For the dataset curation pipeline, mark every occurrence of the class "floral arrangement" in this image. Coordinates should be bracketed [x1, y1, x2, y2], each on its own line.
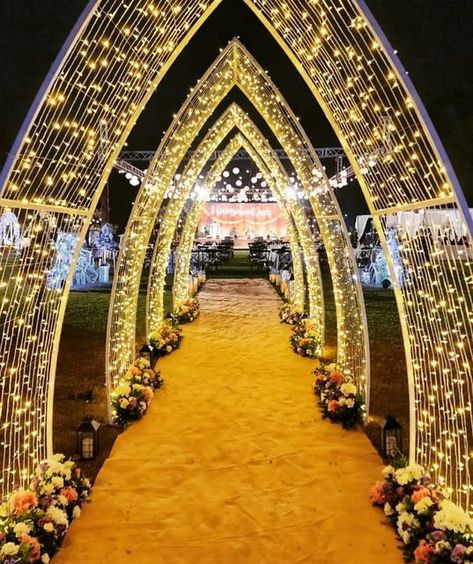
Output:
[149, 319, 183, 355]
[175, 297, 200, 324]
[0, 454, 91, 563]
[111, 357, 163, 427]
[370, 462, 473, 563]
[312, 363, 364, 429]
[279, 302, 304, 325]
[290, 318, 321, 357]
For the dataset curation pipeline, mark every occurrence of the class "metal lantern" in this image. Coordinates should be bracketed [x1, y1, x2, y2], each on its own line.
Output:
[76, 416, 99, 460]
[382, 415, 403, 459]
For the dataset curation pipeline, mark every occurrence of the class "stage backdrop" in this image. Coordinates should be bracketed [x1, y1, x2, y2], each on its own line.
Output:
[198, 203, 288, 239]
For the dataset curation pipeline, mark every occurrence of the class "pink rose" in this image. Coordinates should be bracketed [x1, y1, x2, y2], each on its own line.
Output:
[60, 486, 78, 503]
[369, 481, 387, 505]
[20, 534, 41, 563]
[327, 400, 340, 412]
[414, 540, 433, 563]
[11, 491, 38, 514]
[411, 486, 431, 504]
[330, 371, 344, 385]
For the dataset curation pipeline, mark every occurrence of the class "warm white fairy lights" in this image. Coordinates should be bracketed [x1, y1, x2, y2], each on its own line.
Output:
[0, 0, 469, 509]
[171, 131, 306, 313]
[171, 131, 306, 309]
[158, 123, 312, 317]
[109, 41, 366, 411]
[146, 104, 324, 341]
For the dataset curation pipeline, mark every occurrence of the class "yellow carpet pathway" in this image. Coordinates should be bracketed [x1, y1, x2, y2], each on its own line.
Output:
[56, 279, 401, 563]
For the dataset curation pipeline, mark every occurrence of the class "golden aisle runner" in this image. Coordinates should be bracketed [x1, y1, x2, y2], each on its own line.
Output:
[56, 279, 401, 563]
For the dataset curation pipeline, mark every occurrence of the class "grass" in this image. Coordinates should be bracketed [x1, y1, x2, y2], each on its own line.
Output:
[54, 254, 409, 480]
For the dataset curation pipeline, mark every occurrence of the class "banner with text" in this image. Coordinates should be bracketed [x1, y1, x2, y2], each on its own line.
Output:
[198, 203, 287, 239]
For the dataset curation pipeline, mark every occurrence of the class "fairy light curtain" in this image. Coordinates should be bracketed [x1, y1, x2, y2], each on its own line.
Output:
[0, 0, 469, 509]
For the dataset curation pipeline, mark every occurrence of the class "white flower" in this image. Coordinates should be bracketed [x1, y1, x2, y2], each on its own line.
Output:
[434, 541, 451, 554]
[384, 502, 394, 516]
[58, 494, 68, 506]
[166, 345, 172, 353]
[115, 383, 131, 397]
[42, 554, 51, 563]
[397, 511, 420, 544]
[346, 398, 355, 408]
[43, 522, 54, 533]
[433, 499, 473, 533]
[72, 505, 81, 519]
[340, 383, 357, 396]
[395, 464, 423, 485]
[51, 476, 64, 489]
[395, 502, 406, 513]
[338, 397, 346, 406]
[382, 465, 395, 477]
[13, 522, 31, 537]
[1, 542, 20, 556]
[52, 454, 65, 463]
[414, 496, 433, 515]
[119, 398, 129, 409]
[41, 484, 54, 495]
[46, 505, 69, 528]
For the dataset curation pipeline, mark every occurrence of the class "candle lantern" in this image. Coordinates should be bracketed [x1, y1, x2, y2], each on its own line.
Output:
[382, 415, 403, 459]
[76, 416, 99, 460]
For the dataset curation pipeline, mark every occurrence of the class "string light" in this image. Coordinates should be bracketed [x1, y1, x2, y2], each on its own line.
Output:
[0, 0, 468, 512]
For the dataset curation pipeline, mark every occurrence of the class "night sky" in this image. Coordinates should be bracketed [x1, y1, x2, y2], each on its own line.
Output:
[1, 0, 472, 230]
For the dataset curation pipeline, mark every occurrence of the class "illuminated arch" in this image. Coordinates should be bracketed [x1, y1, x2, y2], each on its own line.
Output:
[173, 131, 307, 305]
[171, 131, 307, 311]
[146, 104, 323, 340]
[0, 0, 470, 506]
[109, 41, 365, 411]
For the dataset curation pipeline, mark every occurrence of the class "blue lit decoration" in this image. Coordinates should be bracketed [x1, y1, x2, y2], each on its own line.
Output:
[73, 248, 99, 286]
[93, 223, 118, 259]
[46, 232, 79, 290]
[0, 210, 23, 252]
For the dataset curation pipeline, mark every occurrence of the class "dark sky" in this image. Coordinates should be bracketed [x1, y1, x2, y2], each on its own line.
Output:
[1, 0, 472, 228]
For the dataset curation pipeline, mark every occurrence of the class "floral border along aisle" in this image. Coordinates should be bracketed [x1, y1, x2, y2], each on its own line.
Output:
[111, 357, 163, 427]
[0, 454, 91, 563]
[149, 319, 183, 355]
[313, 363, 364, 429]
[279, 302, 304, 325]
[370, 462, 473, 562]
[175, 297, 200, 324]
[290, 318, 321, 358]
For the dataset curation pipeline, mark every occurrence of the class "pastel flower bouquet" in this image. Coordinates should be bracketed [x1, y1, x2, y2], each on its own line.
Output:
[370, 463, 473, 562]
[279, 302, 304, 325]
[290, 318, 321, 357]
[175, 297, 200, 324]
[111, 357, 163, 427]
[0, 454, 91, 563]
[149, 319, 183, 355]
[312, 363, 364, 429]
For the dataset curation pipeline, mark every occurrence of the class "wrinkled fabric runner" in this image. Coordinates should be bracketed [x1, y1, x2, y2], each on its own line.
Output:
[56, 279, 401, 563]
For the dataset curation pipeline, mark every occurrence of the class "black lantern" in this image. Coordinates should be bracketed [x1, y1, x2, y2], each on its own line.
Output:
[76, 417, 99, 460]
[382, 415, 403, 459]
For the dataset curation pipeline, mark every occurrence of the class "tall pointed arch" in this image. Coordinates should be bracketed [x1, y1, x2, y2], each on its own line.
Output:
[145, 104, 324, 344]
[0, 0, 469, 505]
[108, 41, 366, 415]
[171, 131, 306, 311]
[171, 130, 313, 315]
